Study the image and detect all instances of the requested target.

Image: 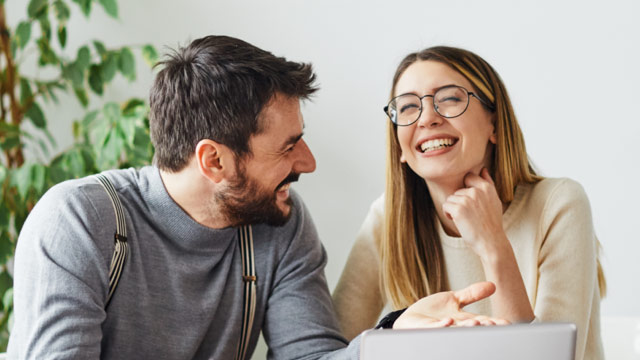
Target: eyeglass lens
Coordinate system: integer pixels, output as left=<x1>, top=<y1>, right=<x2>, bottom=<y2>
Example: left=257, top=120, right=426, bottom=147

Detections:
left=390, top=86, right=470, bottom=125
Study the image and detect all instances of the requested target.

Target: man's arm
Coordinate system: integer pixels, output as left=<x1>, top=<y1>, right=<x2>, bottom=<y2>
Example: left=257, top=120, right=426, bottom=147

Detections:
left=7, top=181, right=113, bottom=359
left=260, top=193, right=358, bottom=360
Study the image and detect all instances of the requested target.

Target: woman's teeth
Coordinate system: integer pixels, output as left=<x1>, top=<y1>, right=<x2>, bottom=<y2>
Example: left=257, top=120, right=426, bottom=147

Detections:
left=420, top=138, right=454, bottom=152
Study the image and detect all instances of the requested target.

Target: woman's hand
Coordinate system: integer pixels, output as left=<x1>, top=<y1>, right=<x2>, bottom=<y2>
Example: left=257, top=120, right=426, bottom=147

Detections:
left=442, top=168, right=535, bottom=323
left=442, top=168, right=508, bottom=260
left=394, top=281, right=509, bottom=329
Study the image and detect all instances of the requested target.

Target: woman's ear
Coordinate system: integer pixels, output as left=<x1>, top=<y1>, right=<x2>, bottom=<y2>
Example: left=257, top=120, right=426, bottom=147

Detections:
left=489, top=133, right=497, bottom=144
left=195, top=139, right=233, bottom=183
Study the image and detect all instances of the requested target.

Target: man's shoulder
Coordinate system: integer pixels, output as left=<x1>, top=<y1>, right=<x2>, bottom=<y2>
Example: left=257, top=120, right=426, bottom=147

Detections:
left=39, top=168, right=140, bottom=210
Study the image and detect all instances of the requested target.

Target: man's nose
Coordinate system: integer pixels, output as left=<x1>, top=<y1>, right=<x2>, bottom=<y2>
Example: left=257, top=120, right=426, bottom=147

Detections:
left=293, top=139, right=316, bottom=174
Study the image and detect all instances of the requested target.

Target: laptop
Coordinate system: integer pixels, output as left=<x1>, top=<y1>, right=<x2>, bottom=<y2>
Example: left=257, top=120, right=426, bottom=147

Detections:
left=360, top=323, right=576, bottom=360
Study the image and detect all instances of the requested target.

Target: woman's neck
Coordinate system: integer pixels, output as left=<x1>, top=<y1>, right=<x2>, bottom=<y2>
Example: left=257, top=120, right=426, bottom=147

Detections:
left=426, top=177, right=464, bottom=237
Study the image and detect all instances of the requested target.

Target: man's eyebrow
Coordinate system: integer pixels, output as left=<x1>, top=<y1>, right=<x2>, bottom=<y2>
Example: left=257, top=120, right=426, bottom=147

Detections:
left=280, top=132, right=304, bottom=151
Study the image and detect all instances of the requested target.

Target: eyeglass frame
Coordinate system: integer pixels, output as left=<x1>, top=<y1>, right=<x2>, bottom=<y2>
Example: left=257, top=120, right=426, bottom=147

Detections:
left=383, top=85, right=495, bottom=126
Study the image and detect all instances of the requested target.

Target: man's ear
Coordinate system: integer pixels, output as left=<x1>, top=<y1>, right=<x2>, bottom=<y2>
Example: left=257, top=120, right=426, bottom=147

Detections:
left=195, top=139, right=234, bottom=183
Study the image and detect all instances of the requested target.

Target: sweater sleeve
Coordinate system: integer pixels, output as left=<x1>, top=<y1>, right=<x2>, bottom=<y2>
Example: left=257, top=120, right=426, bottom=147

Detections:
left=534, top=179, right=601, bottom=360
left=261, top=194, right=360, bottom=360
left=7, top=181, right=113, bottom=359
left=332, top=195, right=386, bottom=341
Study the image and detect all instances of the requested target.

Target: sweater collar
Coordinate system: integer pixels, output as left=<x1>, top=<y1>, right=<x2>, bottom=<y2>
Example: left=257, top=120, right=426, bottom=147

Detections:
left=138, top=166, right=237, bottom=251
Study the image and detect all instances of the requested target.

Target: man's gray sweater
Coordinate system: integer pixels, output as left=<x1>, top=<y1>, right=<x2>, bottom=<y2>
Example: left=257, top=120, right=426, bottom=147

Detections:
left=7, top=166, right=360, bottom=359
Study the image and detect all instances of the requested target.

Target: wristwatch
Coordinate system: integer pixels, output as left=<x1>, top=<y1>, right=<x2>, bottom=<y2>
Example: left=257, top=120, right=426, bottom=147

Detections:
left=374, top=308, right=407, bottom=329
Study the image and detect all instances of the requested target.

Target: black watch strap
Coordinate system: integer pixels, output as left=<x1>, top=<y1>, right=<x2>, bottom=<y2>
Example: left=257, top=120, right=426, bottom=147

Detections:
left=375, top=308, right=407, bottom=329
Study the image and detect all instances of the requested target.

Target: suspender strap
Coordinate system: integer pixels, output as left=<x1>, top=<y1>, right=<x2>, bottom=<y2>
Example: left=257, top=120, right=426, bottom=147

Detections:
left=236, top=225, right=256, bottom=360
left=95, top=174, right=129, bottom=309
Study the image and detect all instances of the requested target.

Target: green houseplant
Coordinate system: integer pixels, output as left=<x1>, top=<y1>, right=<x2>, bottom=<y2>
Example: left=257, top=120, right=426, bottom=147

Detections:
left=0, top=0, right=156, bottom=349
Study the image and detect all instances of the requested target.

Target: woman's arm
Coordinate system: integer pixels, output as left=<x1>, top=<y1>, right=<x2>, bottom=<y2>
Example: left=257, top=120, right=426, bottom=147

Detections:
left=332, top=197, right=386, bottom=341
left=532, top=178, right=601, bottom=360
left=442, top=168, right=534, bottom=323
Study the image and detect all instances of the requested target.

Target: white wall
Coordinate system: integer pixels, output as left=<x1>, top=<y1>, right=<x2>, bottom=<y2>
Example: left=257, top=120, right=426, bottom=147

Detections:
left=8, top=0, right=640, bottom=356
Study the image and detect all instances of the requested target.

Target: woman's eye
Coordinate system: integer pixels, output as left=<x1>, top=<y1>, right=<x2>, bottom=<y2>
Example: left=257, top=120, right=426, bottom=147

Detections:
left=439, top=96, right=462, bottom=103
left=399, top=103, right=419, bottom=113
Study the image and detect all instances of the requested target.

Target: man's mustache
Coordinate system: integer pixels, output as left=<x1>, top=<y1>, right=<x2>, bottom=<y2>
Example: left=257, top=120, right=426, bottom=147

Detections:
left=277, top=173, right=300, bottom=190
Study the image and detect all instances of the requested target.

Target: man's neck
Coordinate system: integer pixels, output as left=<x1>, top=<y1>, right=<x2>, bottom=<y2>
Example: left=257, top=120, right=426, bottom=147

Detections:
left=159, top=166, right=231, bottom=229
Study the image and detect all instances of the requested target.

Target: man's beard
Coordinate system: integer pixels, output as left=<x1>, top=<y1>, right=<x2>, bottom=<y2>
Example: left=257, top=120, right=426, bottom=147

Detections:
left=216, top=164, right=299, bottom=227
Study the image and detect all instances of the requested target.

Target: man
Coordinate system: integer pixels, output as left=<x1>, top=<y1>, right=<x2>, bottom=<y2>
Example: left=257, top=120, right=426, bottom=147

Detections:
left=7, top=35, right=502, bottom=359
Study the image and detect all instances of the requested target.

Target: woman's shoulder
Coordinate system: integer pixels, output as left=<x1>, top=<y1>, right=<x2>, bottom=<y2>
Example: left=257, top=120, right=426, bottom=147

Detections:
left=526, top=177, right=590, bottom=207
left=507, top=177, right=591, bottom=225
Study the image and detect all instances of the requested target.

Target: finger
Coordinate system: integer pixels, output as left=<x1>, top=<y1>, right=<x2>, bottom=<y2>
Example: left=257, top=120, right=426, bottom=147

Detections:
left=463, top=172, right=485, bottom=188
left=453, top=281, right=496, bottom=307
left=479, top=318, right=496, bottom=326
left=450, top=188, right=475, bottom=199
left=492, top=318, right=511, bottom=325
left=423, top=317, right=454, bottom=328
left=442, top=201, right=457, bottom=220
left=445, top=194, right=469, bottom=205
left=456, top=318, right=481, bottom=327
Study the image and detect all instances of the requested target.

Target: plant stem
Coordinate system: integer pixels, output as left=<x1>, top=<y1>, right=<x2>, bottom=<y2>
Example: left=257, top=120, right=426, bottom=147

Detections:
left=0, top=3, right=25, bottom=168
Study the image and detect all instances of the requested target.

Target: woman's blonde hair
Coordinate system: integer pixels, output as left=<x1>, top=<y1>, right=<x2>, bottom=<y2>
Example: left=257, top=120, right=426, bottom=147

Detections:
left=381, top=46, right=606, bottom=309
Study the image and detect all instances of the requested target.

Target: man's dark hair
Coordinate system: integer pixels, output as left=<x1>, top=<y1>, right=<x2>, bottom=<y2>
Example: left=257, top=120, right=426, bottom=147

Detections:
left=149, top=35, right=318, bottom=172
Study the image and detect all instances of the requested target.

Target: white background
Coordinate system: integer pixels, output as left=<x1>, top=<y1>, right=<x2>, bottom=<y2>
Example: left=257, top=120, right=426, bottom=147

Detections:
left=7, top=0, right=640, bottom=357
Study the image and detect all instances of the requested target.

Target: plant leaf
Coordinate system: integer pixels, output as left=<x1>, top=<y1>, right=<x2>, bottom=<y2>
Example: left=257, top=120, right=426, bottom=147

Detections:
left=0, top=165, right=6, bottom=184
left=20, top=78, right=33, bottom=107
left=103, top=102, right=120, bottom=122
left=142, top=44, right=158, bottom=68
left=99, top=0, right=118, bottom=18
left=25, top=102, right=46, bottom=128
left=2, top=287, right=13, bottom=312
left=88, top=65, right=103, bottom=95
left=38, top=16, right=51, bottom=41
left=57, top=25, right=67, bottom=48
left=31, top=164, right=47, bottom=194
left=43, top=128, right=58, bottom=149
left=118, top=47, right=135, bottom=81
left=71, top=0, right=92, bottom=17
left=82, top=110, right=99, bottom=127
left=93, top=40, right=107, bottom=57
left=13, top=164, right=33, bottom=200
left=63, top=63, right=84, bottom=89
left=0, top=273, right=12, bottom=307
left=0, top=201, right=9, bottom=229
left=53, top=0, right=71, bottom=24
left=36, top=37, right=58, bottom=65
left=16, top=22, right=32, bottom=49
left=122, top=98, right=145, bottom=116
left=101, top=52, right=118, bottom=82
left=76, top=46, right=91, bottom=70
left=11, top=38, right=17, bottom=59
left=0, top=137, right=20, bottom=151
left=28, top=0, right=48, bottom=18
left=74, top=88, right=89, bottom=108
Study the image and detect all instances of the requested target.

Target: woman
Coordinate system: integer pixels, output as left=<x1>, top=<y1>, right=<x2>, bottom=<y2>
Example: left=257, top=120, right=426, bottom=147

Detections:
left=333, top=46, right=605, bottom=360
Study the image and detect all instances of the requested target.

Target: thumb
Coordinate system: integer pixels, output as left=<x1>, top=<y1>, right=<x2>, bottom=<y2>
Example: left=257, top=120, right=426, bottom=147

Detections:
left=453, top=281, right=496, bottom=307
